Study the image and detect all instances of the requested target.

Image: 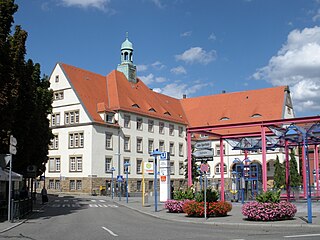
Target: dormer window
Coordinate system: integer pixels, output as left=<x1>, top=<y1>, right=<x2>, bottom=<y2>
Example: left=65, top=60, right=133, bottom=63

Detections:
left=105, top=113, right=114, bottom=123
left=149, top=108, right=156, bottom=112
left=164, top=111, right=171, bottom=116
left=220, top=117, right=230, bottom=121
left=251, top=113, right=262, bottom=118
left=132, top=104, right=140, bottom=108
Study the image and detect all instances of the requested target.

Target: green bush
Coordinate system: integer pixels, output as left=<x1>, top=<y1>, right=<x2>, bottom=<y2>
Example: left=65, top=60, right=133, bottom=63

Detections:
left=173, top=187, right=194, bottom=200
left=256, top=190, right=280, bottom=203
left=195, top=188, right=219, bottom=203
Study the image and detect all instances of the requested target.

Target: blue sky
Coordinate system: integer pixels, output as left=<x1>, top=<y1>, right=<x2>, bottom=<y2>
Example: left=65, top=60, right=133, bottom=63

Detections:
left=14, top=0, right=320, bottom=117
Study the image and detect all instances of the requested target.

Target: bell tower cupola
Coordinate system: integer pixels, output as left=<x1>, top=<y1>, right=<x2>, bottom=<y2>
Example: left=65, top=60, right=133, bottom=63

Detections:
left=117, top=32, right=137, bottom=83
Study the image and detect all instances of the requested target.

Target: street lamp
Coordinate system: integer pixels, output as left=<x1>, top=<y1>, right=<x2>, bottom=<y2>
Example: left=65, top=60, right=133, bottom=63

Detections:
left=124, top=162, right=130, bottom=203
left=110, top=167, right=115, bottom=199
left=150, top=149, right=162, bottom=212
left=233, top=157, right=251, bottom=204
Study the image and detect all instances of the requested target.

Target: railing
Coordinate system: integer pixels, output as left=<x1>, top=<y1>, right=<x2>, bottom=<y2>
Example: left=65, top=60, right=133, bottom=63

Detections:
left=0, top=198, right=33, bottom=222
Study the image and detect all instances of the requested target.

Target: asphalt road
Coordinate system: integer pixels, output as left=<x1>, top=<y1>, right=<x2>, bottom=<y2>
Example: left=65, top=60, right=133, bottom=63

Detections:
left=1, top=195, right=320, bottom=240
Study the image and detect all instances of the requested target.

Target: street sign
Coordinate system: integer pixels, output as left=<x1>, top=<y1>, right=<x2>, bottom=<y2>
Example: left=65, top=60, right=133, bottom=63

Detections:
left=200, top=163, right=209, bottom=173
left=9, top=145, right=17, bottom=155
left=195, top=141, right=212, bottom=149
left=10, top=135, right=17, bottom=146
left=195, top=157, right=213, bottom=162
left=117, top=175, right=124, bottom=182
left=160, top=152, right=170, bottom=160
left=192, top=149, right=213, bottom=158
left=144, top=162, right=154, bottom=173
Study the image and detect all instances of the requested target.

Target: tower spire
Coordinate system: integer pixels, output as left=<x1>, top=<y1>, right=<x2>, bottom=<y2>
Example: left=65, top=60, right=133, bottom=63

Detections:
left=117, top=33, right=137, bottom=83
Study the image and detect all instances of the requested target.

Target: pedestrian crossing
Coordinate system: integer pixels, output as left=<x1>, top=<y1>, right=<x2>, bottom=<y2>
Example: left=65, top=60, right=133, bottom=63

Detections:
left=49, top=199, right=119, bottom=208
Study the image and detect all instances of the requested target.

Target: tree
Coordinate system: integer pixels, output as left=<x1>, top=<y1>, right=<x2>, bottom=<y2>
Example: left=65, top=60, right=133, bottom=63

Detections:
left=0, top=0, right=19, bottom=153
left=289, top=149, right=301, bottom=188
left=184, top=148, right=200, bottom=186
left=0, top=0, right=53, bottom=177
left=273, top=155, right=285, bottom=189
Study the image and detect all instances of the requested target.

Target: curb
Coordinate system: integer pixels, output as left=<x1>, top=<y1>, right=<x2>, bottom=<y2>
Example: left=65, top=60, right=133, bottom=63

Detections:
left=114, top=201, right=320, bottom=228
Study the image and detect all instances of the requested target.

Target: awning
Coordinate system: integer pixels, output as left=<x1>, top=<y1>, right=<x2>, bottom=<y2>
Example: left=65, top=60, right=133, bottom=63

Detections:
left=0, top=168, right=23, bottom=181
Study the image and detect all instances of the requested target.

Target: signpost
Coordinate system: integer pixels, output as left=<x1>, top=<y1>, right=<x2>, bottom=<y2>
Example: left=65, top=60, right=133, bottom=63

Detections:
left=159, top=152, right=170, bottom=202
left=8, top=135, right=17, bottom=222
left=200, top=163, right=209, bottom=220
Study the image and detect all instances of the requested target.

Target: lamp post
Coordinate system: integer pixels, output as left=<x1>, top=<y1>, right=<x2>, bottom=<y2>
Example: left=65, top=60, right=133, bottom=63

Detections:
left=124, top=162, right=130, bottom=203
left=233, top=157, right=251, bottom=204
left=150, top=149, right=162, bottom=212
left=111, top=167, right=115, bottom=199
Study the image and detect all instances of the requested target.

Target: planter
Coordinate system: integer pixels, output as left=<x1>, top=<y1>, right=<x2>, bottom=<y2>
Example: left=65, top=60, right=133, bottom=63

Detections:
left=182, top=200, right=232, bottom=217
left=242, top=201, right=297, bottom=221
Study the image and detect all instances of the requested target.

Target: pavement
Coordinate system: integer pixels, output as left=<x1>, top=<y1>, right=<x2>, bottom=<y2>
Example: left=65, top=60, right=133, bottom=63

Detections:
left=2, top=194, right=320, bottom=233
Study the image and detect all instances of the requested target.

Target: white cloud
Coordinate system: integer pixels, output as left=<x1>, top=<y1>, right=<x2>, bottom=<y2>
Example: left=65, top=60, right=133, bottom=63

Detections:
left=58, top=0, right=112, bottom=12
left=175, top=47, right=217, bottom=64
left=136, top=64, right=148, bottom=72
left=151, top=61, right=166, bottom=70
left=153, top=82, right=208, bottom=99
left=151, top=0, right=165, bottom=9
left=139, top=74, right=155, bottom=85
left=313, top=9, right=320, bottom=22
left=180, top=31, right=192, bottom=37
left=253, top=26, right=320, bottom=115
left=170, top=66, right=187, bottom=75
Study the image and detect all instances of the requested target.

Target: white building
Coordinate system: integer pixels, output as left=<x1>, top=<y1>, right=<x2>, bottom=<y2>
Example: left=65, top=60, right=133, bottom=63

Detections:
left=46, top=35, right=294, bottom=195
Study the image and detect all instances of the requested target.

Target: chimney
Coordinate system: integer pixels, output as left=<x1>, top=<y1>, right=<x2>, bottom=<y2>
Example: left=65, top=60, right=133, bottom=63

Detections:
left=222, top=90, right=226, bottom=94
left=183, top=94, right=187, bottom=99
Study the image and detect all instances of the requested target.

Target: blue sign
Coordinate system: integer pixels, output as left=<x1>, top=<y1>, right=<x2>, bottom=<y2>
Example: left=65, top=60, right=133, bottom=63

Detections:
left=117, top=175, right=124, bottom=182
left=160, top=152, right=170, bottom=160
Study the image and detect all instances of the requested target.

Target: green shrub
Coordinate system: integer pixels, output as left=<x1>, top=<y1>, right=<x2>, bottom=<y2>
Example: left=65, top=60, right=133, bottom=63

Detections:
left=256, top=190, right=280, bottom=203
left=195, top=188, right=219, bottom=203
left=173, top=187, right=194, bottom=200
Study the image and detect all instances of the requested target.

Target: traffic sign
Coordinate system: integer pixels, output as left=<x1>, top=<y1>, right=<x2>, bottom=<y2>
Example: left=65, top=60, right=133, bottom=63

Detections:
left=200, top=163, right=209, bottom=173
left=192, top=149, right=213, bottom=158
left=117, top=175, right=124, bottom=182
left=9, top=145, right=17, bottom=155
left=10, top=135, right=17, bottom=146
left=195, top=141, right=211, bottom=149
left=160, top=152, right=170, bottom=160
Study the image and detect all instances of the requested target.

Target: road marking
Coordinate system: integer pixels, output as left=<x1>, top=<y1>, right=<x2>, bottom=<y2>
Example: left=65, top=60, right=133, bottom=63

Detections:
left=102, top=227, right=118, bottom=237
left=284, top=233, right=320, bottom=238
left=89, top=204, right=98, bottom=207
left=91, top=200, right=96, bottom=202
left=99, top=199, right=106, bottom=202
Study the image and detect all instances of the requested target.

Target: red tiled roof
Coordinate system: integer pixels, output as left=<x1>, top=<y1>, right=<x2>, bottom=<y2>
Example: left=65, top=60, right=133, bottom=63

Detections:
left=59, top=63, right=288, bottom=129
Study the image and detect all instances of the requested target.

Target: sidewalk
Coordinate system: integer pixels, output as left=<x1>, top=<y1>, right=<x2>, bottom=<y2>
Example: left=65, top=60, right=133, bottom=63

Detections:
left=0, top=194, right=44, bottom=233
left=109, top=196, right=320, bottom=228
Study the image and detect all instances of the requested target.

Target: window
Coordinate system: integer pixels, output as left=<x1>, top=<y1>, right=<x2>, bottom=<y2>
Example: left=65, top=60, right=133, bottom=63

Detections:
left=170, top=161, right=175, bottom=175
left=215, top=163, right=227, bottom=174
left=215, top=144, right=225, bottom=156
left=148, top=119, right=154, bottom=132
left=137, top=180, right=142, bottom=191
left=179, top=162, right=184, bottom=175
left=55, top=75, right=59, bottom=83
left=54, top=91, right=64, bottom=100
left=251, top=113, right=262, bottom=118
left=69, top=132, right=84, bottom=148
left=49, top=180, right=55, bottom=189
left=124, top=136, right=130, bottom=151
left=65, top=110, right=80, bottom=125
left=136, top=159, right=142, bottom=174
left=220, top=117, right=230, bottom=121
left=76, top=180, right=82, bottom=190
left=105, top=132, right=113, bottom=150
left=106, top=113, right=114, bottom=123
left=123, top=158, right=130, bottom=174
left=148, top=181, right=153, bottom=190
left=159, top=140, right=165, bottom=152
left=159, top=122, right=164, bottom=134
left=49, top=134, right=59, bottom=150
left=179, top=143, right=183, bottom=157
left=105, top=157, right=112, bottom=173
left=169, top=124, right=174, bottom=136
left=149, top=108, right=156, bottom=112
left=169, top=142, right=175, bottom=156
left=55, top=180, right=60, bottom=190
left=136, top=137, right=143, bottom=153
left=124, top=115, right=131, bottom=128
left=178, top=126, right=183, bottom=137
left=51, top=113, right=60, bottom=127
left=70, top=180, right=75, bottom=190
left=70, top=156, right=82, bottom=172
left=48, top=157, right=60, bottom=172
left=148, top=139, right=154, bottom=154
left=136, top=117, right=143, bottom=130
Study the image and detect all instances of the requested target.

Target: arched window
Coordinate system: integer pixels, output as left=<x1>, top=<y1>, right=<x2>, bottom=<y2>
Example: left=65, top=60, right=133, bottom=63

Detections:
left=124, top=52, right=129, bottom=61
left=251, top=113, right=262, bottom=118
left=215, top=163, right=227, bottom=175
left=220, top=117, right=230, bottom=121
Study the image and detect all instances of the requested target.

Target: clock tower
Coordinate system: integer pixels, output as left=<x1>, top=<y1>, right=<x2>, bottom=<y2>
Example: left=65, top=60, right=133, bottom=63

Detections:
left=117, top=33, right=137, bottom=83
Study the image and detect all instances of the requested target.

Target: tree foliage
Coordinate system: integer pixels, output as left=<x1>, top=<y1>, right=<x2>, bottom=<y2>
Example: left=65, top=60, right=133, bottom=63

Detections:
left=273, top=155, right=285, bottom=189
left=0, top=0, right=53, bottom=177
left=184, top=148, right=200, bottom=185
left=289, top=149, right=301, bottom=187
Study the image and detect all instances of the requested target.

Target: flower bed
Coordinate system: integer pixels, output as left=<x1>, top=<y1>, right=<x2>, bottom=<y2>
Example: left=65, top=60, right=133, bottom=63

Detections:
left=182, top=200, right=232, bottom=217
left=242, top=201, right=297, bottom=221
left=164, top=200, right=190, bottom=213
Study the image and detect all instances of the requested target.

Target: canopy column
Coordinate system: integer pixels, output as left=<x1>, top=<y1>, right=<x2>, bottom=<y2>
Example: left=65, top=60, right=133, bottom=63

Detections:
left=220, top=138, right=225, bottom=201
left=261, top=126, right=267, bottom=191
left=315, top=145, right=319, bottom=198
left=302, top=144, right=307, bottom=198
left=285, top=140, right=290, bottom=201
left=187, top=131, right=192, bottom=186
